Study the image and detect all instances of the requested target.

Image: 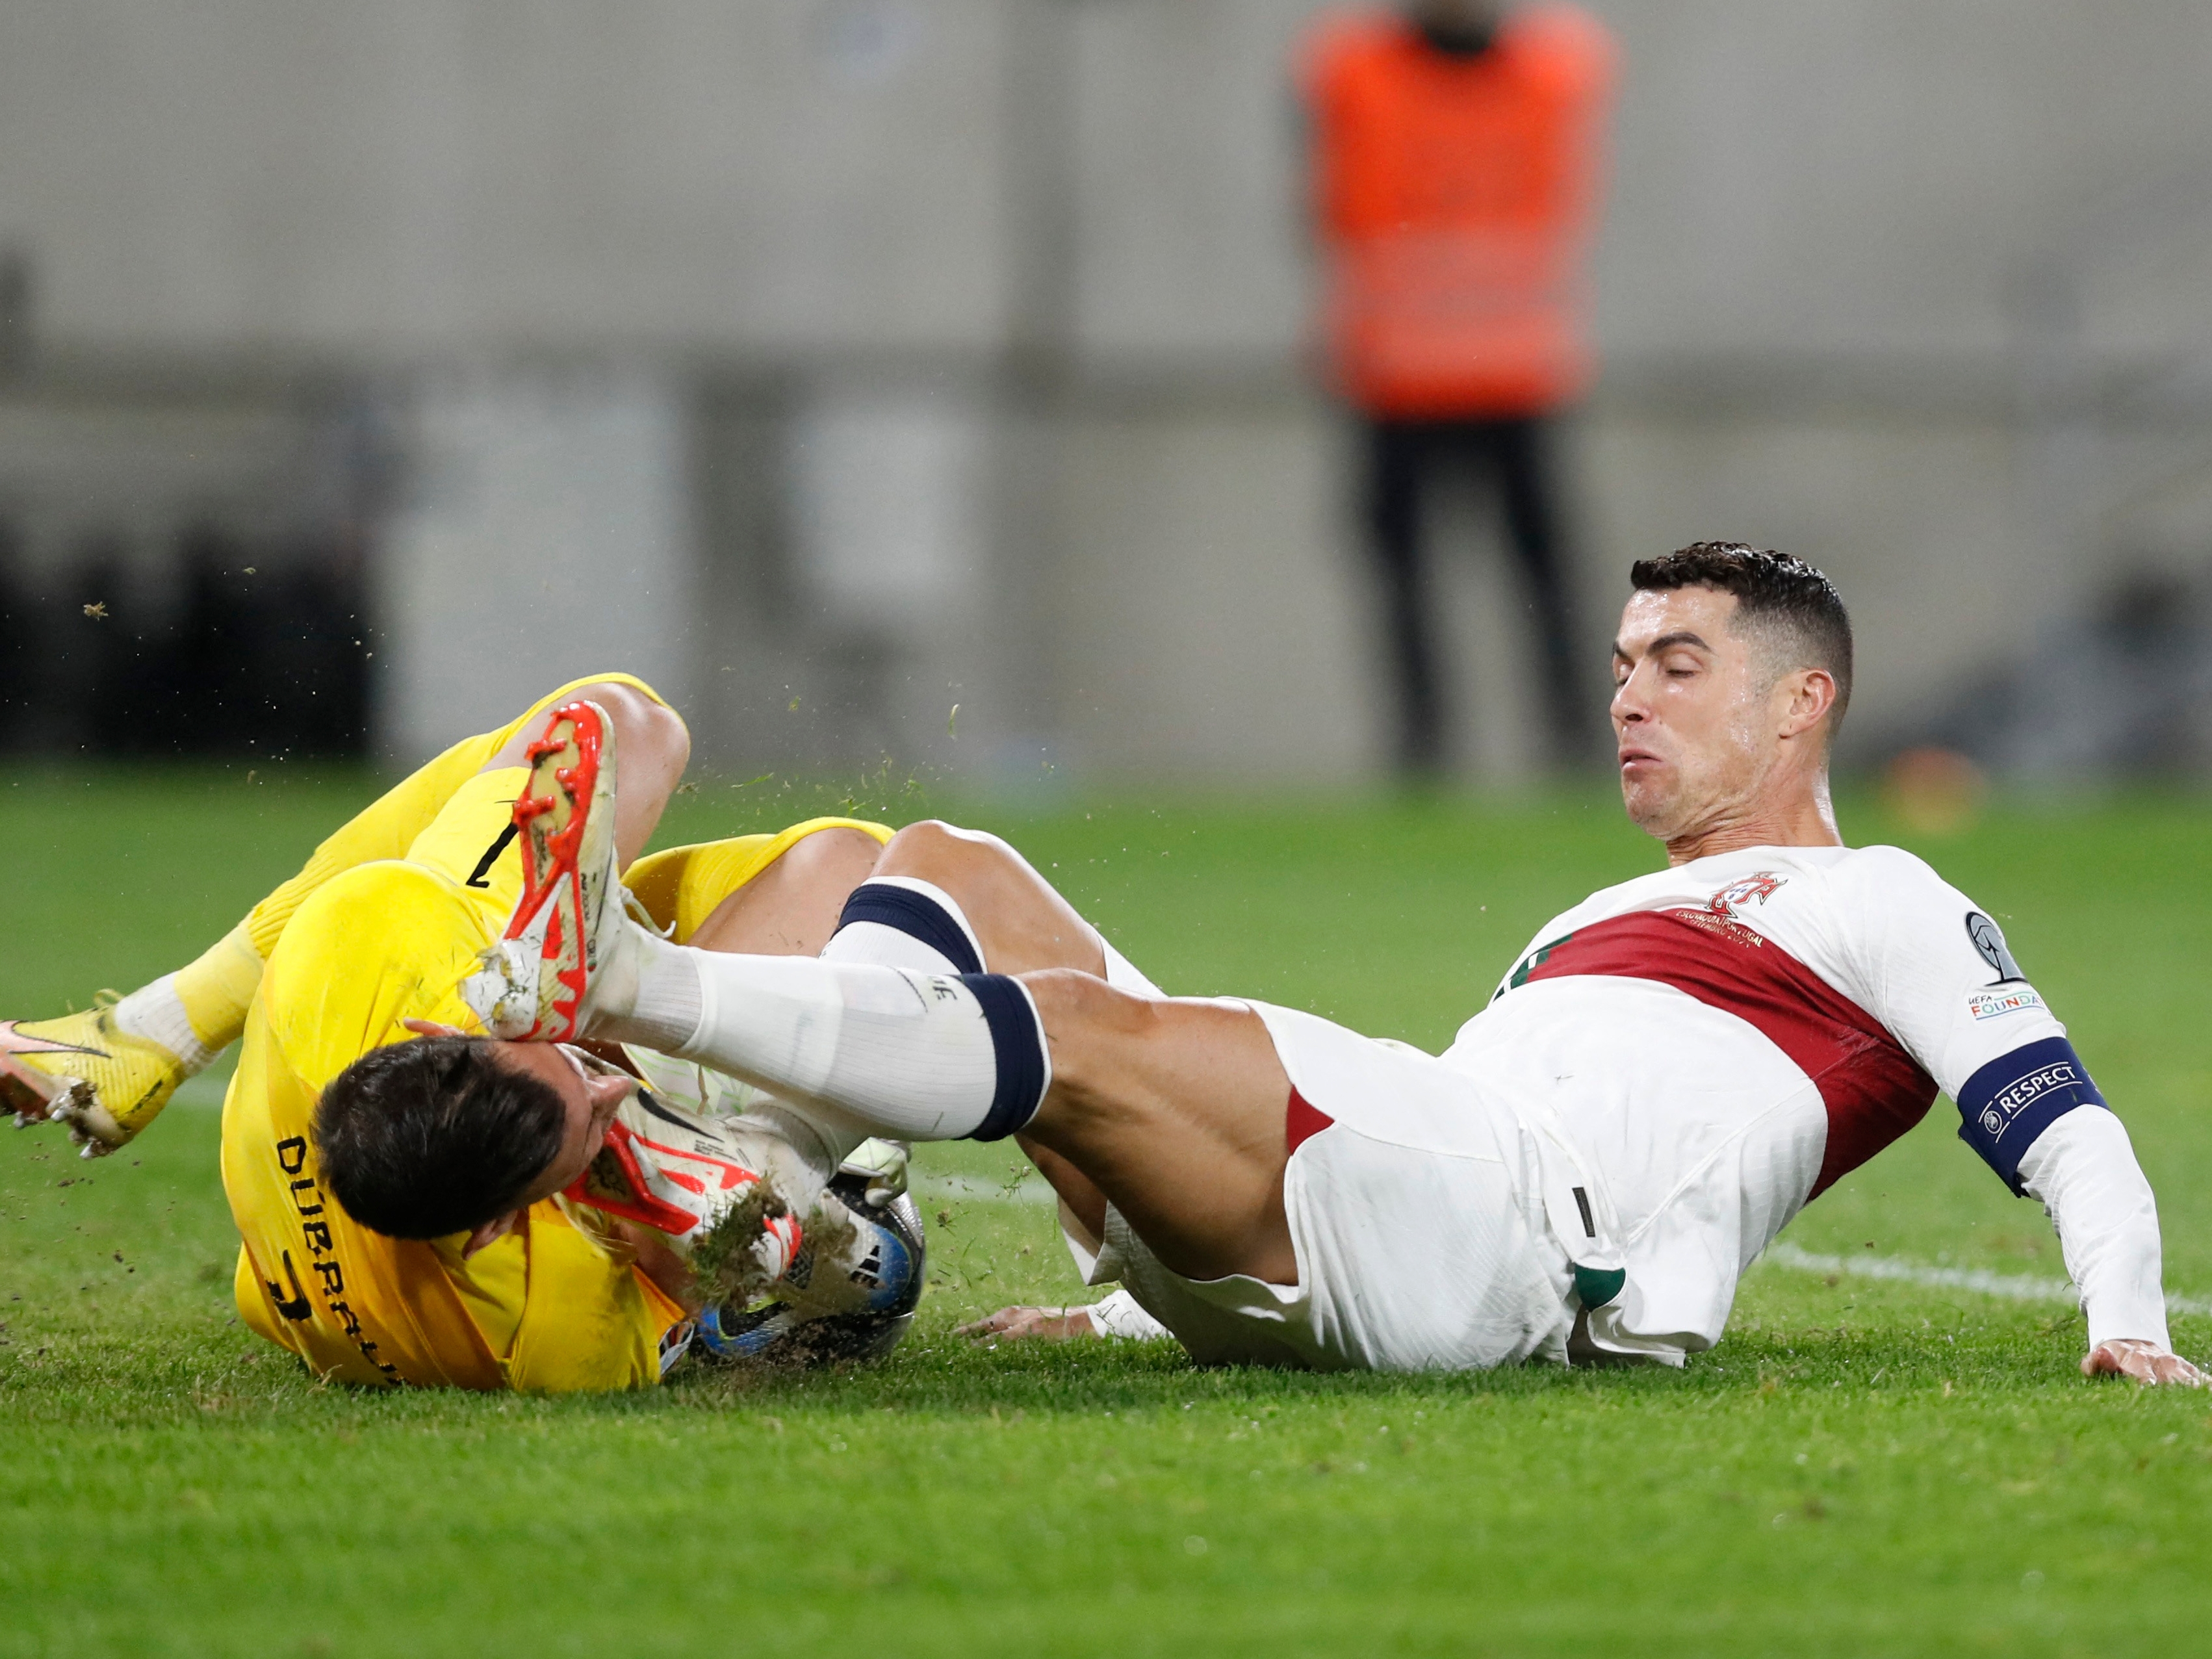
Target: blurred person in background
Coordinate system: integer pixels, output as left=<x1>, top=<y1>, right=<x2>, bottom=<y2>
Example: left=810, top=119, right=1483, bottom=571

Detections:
left=1301, top=0, right=1617, bottom=778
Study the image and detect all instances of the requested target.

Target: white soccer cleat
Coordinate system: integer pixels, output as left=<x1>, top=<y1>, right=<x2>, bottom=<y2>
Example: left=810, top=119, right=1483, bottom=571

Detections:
left=461, top=700, right=628, bottom=1042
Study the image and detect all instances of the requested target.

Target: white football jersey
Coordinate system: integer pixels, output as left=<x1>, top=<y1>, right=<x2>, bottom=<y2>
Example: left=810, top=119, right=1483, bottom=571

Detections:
left=1440, top=842, right=2105, bottom=1360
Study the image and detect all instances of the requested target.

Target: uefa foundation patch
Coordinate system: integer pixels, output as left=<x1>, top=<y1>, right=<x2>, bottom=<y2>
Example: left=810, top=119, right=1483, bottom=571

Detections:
left=1966, top=987, right=2044, bottom=1022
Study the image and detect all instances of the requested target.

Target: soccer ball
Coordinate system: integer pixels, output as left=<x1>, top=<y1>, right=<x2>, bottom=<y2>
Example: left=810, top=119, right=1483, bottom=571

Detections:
left=693, top=1170, right=926, bottom=1367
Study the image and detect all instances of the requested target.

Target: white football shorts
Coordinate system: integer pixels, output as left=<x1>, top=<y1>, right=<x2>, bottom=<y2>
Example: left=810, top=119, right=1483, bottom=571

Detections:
left=1077, top=1004, right=1576, bottom=1372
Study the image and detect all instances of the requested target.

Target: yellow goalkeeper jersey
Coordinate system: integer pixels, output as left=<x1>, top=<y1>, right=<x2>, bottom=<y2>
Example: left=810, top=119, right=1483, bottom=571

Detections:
left=224, top=788, right=890, bottom=1392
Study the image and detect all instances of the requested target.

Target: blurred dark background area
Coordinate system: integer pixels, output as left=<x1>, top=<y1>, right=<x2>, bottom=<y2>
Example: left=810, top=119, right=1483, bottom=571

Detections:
left=0, top=521, right=370, bottom=760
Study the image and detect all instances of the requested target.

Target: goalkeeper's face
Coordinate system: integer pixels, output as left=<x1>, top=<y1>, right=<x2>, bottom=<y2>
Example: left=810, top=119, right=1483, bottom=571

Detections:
left=485, top=1041, right=634, bottom=1209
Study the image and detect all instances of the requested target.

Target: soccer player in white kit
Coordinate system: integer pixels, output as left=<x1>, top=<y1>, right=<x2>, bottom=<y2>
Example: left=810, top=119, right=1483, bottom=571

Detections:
left=431, top=543, right=2201, bottom=1385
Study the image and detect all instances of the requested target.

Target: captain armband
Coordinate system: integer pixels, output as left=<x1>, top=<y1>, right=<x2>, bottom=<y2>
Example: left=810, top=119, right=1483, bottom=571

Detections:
left=1955, top=1036, right=2108, bottom=1195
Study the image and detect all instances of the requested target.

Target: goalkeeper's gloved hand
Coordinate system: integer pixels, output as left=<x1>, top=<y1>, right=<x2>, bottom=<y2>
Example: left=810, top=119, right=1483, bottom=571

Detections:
left=838, top=1138, right=911, bottom=1209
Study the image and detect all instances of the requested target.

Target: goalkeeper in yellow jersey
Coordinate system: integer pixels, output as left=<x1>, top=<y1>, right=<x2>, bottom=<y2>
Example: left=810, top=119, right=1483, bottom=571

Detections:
left=0, top=674, right=912, bottom=1391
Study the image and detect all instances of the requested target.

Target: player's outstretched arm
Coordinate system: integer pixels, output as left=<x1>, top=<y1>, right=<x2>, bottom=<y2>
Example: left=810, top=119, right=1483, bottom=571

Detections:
left=2017, top=1107, right=2204, bottom=1387
left=1835, top=853, right=2200, bottom=1387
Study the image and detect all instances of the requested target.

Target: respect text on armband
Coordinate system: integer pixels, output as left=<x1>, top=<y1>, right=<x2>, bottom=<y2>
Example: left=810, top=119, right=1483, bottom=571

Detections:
left=1954, top=1036, right=2107, bottom=1194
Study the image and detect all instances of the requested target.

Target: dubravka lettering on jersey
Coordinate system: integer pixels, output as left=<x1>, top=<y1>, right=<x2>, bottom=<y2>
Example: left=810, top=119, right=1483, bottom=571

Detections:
left=268, top=1132, right=403, bottom=1383
left=1437, top=843, right=2105, bottom=1363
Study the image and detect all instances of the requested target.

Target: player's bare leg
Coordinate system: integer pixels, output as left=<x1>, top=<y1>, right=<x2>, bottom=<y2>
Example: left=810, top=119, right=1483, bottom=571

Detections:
left=688, top=828, right=888, bottom=958
left=801, top=819, right=1296, bottom=1285
left=864, top=821, right=1114, bottom=1240
left=1016, top=976, right=1297, bottom=1285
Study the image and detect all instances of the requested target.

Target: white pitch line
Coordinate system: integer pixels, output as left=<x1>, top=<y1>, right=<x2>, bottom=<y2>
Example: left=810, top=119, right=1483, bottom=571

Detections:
left=1764, top=1242, right=2212, bottom=1320
left=916, top=1174, right=1059, bottom=1207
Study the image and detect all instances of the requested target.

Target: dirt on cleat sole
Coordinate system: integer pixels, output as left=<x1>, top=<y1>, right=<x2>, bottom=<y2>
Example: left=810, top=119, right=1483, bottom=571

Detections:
left=0, top=1015, right=144, bottom=1154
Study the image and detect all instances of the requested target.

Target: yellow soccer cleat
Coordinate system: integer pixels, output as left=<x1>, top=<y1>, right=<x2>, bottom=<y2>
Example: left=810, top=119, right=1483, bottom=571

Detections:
left=0, top=996, right=188, bottom=1157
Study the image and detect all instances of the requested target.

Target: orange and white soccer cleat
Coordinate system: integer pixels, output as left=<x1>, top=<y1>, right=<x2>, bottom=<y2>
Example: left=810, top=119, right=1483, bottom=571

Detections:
left=563, top=1090, right=811, bottom=1291
left=461, top=700, right=627, bottom=1042
left=0, top=998, right=188, bottom=1157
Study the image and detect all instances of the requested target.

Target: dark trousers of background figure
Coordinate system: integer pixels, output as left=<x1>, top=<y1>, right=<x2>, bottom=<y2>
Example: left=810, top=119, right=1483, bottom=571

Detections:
left=1361, top=414, right=1591, bottom=778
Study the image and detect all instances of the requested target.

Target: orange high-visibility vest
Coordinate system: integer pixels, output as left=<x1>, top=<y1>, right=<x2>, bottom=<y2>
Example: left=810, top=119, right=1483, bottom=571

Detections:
left=1302, top=6, right=1616, bottom=418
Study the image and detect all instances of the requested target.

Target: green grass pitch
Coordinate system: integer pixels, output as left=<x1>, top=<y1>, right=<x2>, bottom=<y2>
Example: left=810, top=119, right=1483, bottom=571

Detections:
left=3, top=770, right=2209, bottom=1656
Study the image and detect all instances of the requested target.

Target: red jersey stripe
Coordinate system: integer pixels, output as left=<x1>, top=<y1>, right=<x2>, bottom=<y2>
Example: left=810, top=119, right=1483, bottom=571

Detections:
left=1287, top=1088, right=1336, bottom=1157
left=1519, top=910, right=1936, bottom=1198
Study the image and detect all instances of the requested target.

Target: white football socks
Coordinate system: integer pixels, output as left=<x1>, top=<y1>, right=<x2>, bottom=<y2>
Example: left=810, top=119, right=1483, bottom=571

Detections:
left=588, top=879, right=1050, bottom=1143
left=593, top=927, right=703, bottom=1055
left=591, top=875, right=1161, bottom=1155
left=114, top=975, right=217, bottom=1073
left=764, top=877, right=988, bottom=1165
left=827, top=875, right=988, bottom=975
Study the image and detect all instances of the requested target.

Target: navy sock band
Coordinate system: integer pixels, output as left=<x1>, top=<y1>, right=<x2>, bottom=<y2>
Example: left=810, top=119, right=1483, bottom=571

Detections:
left=834, top=881, right=983, bottom=975
left=961, top=973, right=1048, bottom=1141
